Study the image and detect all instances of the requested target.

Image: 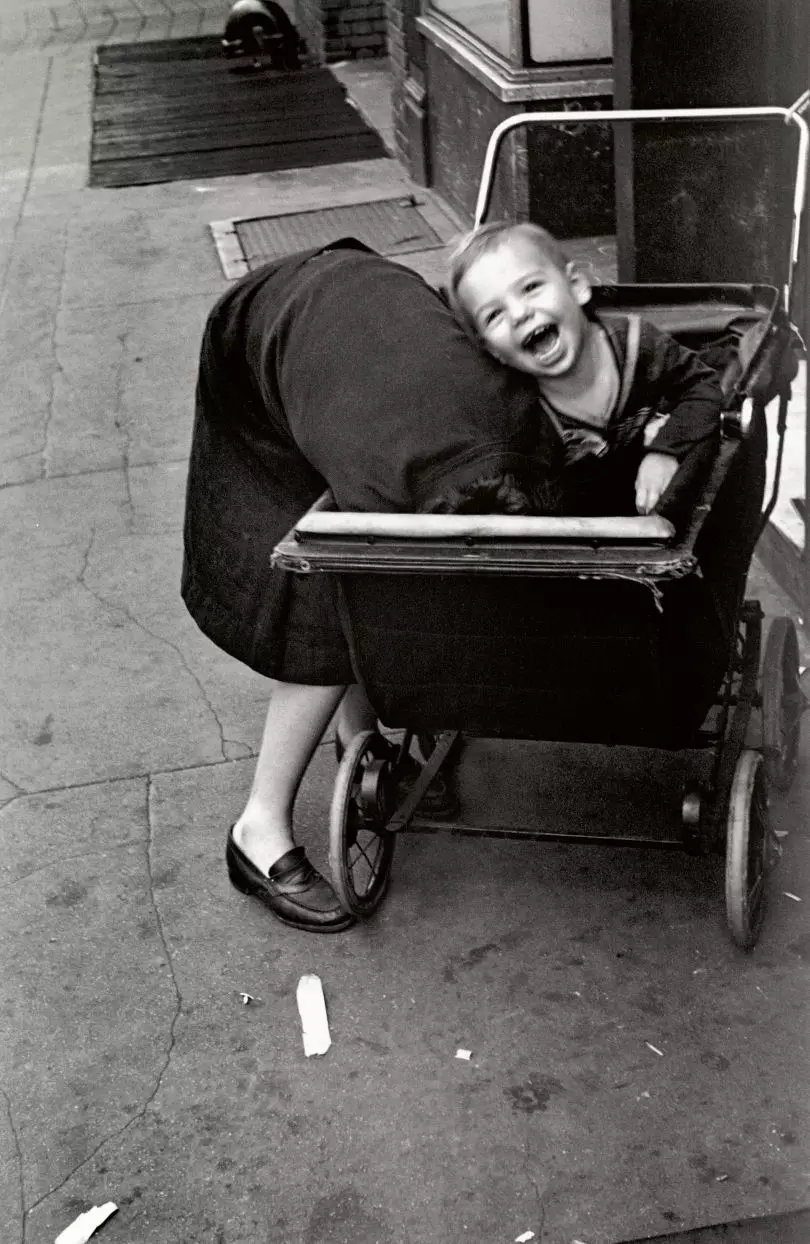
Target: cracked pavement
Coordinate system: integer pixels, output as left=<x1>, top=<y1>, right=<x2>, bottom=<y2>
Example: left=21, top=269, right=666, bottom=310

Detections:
left=1, top=10, right=809, bottom=1244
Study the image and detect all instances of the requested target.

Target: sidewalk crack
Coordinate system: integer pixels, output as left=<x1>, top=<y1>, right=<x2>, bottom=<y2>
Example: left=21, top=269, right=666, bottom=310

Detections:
left=0, top=57, right=53, bottom=323
left=68, top=1, right=88, bottom=33
left=77, top=527, right=231, bottom=761
left=0, top=455, right=189, bottom=491
left=6, top=838, right=142, bottom=888
left=112, top=329, right=134, bottom=518
left=2, top=755, right=259, bottom=807
left=522, top=1131, right=546, bottom=1241
left=41, top=227, right=69, bottom=479
left=125, top=0, right=148, bottom=35
left=142, top=772, right=183, bottom=1107
left=22, top=778, right=184, bottom=1225
left=1, top=1087, right=25, bottom=1243
left=0, top=770, right=28, bottom=796
left=77, top=524, right=96, bottom=588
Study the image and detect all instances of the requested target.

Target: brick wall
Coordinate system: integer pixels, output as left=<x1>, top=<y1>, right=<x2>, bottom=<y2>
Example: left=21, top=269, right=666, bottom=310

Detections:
left=297, top=0, right=388, bottom=61
left=387, top=0, right=424, bottom=165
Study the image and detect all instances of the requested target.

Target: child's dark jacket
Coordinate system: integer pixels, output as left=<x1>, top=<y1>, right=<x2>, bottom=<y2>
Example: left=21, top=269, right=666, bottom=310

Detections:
left=553, top=312, right=723, bottom=515
left=181, top=240, right=549, bottom=683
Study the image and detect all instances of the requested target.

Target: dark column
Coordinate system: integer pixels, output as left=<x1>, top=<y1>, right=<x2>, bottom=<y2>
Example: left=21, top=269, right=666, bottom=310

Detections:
left=612, top=0, right=807, bottom=305
left=613, top=0, right=810, bottom=620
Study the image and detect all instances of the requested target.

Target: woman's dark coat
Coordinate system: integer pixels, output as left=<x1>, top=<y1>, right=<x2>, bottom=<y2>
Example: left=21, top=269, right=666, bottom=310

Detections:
left=181, top=240, right=549, bottom=683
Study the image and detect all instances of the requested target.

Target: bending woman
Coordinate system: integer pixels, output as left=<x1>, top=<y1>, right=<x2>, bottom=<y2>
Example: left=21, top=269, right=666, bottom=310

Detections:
left=181, top=238, right=559, bottom=933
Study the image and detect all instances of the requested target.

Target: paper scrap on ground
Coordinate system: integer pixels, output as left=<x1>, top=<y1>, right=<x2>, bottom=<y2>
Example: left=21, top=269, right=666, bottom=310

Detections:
left=783, top=892, right=802, bottom=902
left=646, top=1042, right=664, bottom=1056
left=55, top=1202, right=117, bottom=1244
left=239, top=992, right=254, bottom=1005
left=297, top=974, right=331, bottom=1056
left=456, top=1048, right=472, bottom=1060
left=515, top=1231, right=536, bottom=1242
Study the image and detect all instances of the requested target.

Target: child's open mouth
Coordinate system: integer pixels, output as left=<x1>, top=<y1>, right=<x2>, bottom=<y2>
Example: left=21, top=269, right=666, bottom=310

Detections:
left=521, top=323, right=560, bottom=361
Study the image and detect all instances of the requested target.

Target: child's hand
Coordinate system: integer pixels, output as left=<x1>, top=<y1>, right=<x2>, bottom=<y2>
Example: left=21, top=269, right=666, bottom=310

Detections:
left=635, top=452, right=679, bottom=514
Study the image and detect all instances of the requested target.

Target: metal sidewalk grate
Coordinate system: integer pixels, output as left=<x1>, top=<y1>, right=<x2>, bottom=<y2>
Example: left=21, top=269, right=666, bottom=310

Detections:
left=209, top=196, right=450, bottom=279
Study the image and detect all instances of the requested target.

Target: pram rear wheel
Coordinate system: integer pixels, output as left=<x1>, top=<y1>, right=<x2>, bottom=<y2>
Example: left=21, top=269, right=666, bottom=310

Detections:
left=329, top=730, right=396, bottom=916
left=725, top=749, right=771, bottom=949
left=762, top=617, right=804, bottom=791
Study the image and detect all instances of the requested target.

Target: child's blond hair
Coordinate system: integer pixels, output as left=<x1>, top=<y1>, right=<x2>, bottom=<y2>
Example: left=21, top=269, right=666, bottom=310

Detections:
left=446, top=221, right=571, bottom=338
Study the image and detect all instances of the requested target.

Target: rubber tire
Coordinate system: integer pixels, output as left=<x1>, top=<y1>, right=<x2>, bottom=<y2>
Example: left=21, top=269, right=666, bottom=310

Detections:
left=725, top=749, right=770, bottom=949
left=762, top=616, right=802, bottom=792
left=329, top=730, right=396, bottom=917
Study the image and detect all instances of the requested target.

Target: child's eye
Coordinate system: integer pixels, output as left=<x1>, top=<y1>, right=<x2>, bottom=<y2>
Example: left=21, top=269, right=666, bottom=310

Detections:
left=481, top=308, right=502, bottom=328
left=524, top=280, right=543, bottom=293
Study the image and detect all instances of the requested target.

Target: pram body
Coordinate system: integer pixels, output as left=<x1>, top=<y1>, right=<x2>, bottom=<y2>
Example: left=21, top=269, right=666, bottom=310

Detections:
left=273, top=107, right=809, bottom=949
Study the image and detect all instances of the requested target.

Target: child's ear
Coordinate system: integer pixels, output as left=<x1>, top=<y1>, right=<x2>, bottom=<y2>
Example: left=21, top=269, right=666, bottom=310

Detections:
left=566, top=261, right=592, bottom=307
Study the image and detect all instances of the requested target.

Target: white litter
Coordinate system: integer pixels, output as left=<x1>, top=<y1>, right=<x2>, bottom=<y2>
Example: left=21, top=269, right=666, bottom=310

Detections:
left=646, top=1042, right=664, bottom=1057
left=239, top=992, right=254, bottom=1005
left=515, top=1232, right=535, bottom=1242
left=296, top=974, right=331, bottom=1056
left=55, top=1202, right=117, bottom=1244
left=456, top=1048, right=472, bottom=1061
left=783, top=892, right=802, bottom=902
left=774, top=830, right=789, bottom=839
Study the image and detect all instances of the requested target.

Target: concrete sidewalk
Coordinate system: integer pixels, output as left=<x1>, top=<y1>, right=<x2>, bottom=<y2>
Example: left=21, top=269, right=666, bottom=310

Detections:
left=0, top=0, right=234, bottom=54
left=1, top=18, right=809, bottom=1244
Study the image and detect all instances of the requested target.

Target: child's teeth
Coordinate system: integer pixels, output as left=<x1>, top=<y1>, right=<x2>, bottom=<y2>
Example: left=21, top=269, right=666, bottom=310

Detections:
left=530, top=325, right=559, bottom=360
left=525, top=325, right=558, bottom=357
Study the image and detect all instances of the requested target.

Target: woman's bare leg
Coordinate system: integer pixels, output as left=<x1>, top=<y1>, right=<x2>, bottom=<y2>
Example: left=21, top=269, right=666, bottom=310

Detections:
left=233, top=681, right=346, bottom=874
left=335, top=683, right=377, bottom=751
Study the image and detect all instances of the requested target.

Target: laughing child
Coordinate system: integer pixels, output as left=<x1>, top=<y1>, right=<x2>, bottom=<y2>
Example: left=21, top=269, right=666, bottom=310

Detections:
left=446, top=221, right=724, bottom=517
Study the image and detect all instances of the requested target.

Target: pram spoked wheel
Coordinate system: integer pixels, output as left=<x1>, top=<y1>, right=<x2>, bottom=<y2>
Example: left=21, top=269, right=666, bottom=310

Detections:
left=762, top=617, right=804, bottom=791
left=725, top=749, right=772, bottom=948
left=329, top=730, right=396, bottom=916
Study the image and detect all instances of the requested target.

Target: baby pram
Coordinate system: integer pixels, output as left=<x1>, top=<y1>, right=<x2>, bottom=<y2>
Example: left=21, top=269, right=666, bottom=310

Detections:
left=273, top=104, right=809, bottom=949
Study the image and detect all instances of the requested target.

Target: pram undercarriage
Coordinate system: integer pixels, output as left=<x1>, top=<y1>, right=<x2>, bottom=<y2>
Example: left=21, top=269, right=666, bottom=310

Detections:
left=273, top=106, right=809, bottom=949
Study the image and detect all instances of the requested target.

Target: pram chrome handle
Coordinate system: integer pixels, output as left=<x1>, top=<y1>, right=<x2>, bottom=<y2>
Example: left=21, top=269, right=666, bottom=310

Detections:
left=473, top=101, right=810, bottom=320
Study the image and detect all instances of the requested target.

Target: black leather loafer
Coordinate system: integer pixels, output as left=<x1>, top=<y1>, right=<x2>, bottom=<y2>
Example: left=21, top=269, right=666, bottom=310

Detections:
left=226, top=829, right=355, bottom=933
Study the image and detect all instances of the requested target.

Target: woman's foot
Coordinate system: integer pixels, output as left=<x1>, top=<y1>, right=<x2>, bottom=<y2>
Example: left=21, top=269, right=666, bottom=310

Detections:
left=226, top=828, right=354, bottom=932
left=231, top=818, right=293, bottom=876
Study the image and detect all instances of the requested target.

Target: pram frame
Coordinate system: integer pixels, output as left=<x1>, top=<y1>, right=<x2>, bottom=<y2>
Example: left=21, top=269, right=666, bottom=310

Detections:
left=473, top=103, right=810, bottom=320
left=271, top=108, right=808, bottom=947
left=275, top=295, right=796, bottom=945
